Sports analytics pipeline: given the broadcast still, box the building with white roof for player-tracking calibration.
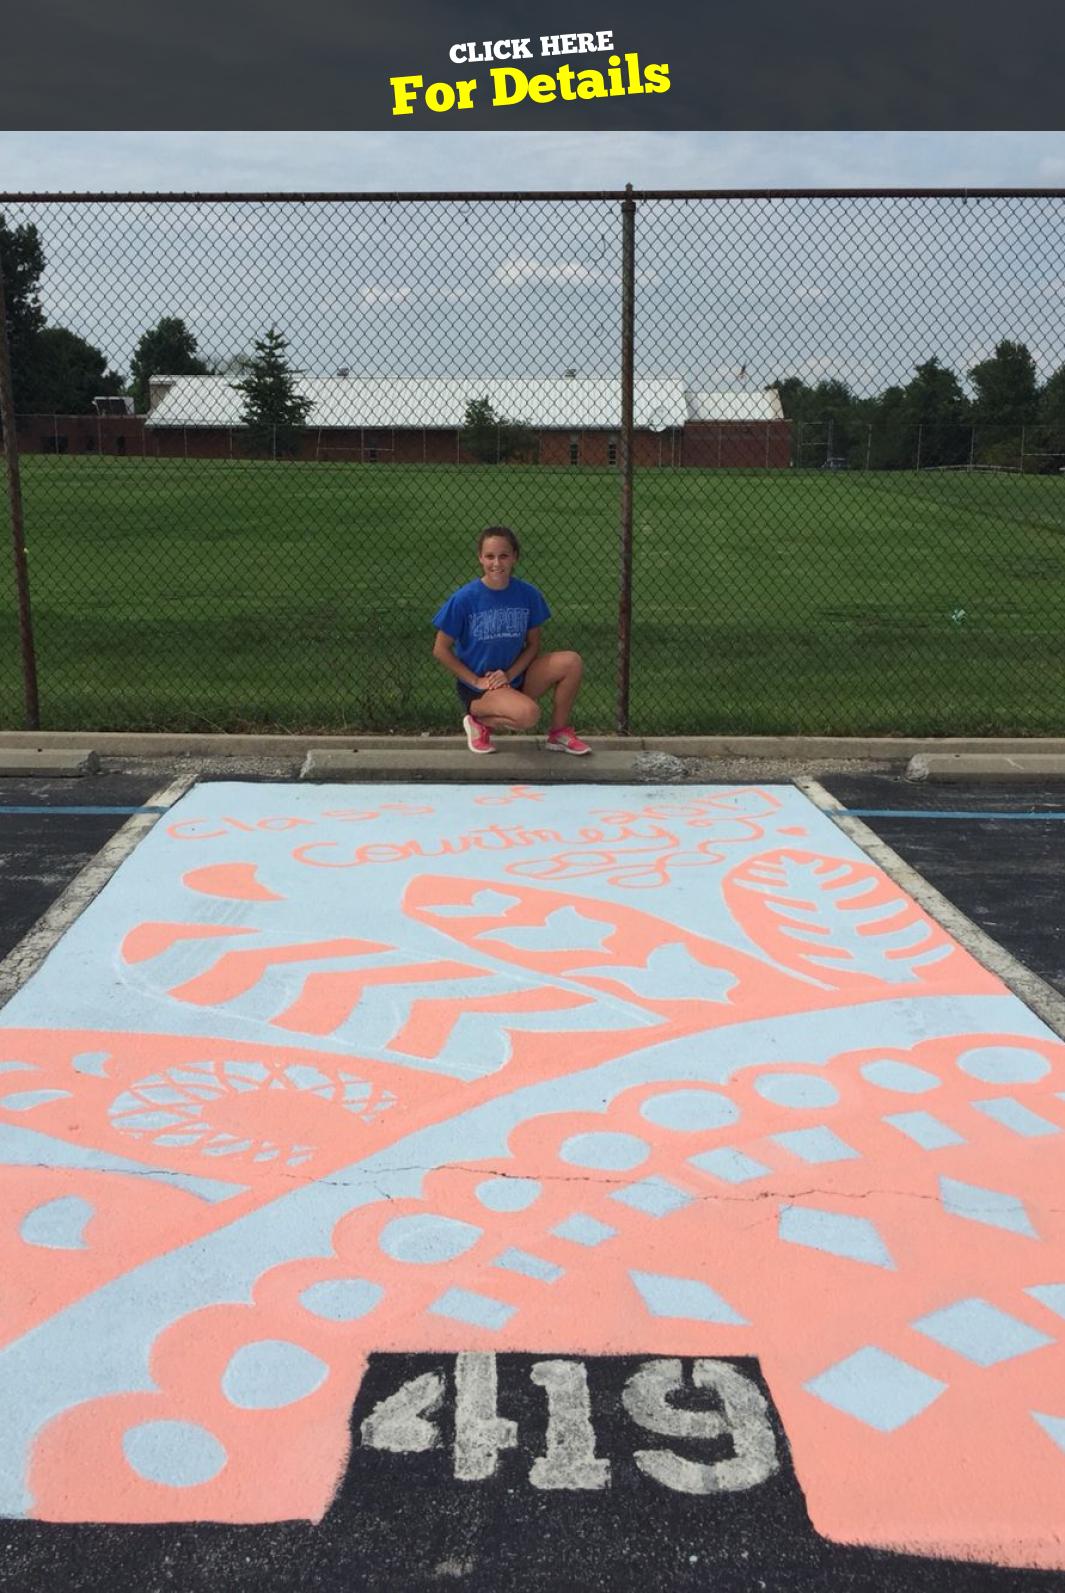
[16,375,792,467]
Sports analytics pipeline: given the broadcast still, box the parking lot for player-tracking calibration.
[1,762,1064,1592]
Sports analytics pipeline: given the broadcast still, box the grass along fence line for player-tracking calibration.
[2,456,1065,735]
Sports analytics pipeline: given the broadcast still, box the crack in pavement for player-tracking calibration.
[16,1157,1046,1218]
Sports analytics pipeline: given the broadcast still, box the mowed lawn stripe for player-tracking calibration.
[3,456,1064,734]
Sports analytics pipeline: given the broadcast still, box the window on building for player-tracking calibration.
[607,438,618,466]
[115,436,127,455]
[368,447,378,462]
[84,435,97,452]
[42,435,69,454]
[569,441,579,465]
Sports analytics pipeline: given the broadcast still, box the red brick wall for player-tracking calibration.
[680,421,792,468]
[13,418,792,467]
[14,414,147,456]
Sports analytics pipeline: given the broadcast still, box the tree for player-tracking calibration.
[460,395,534,463]
[211,351,254,377]
[864,384,912,470]
[129,316,208,413]
[900,357,969,467]
[968,339,1039,427]
[772,376,863,466]
[18,327,124,414]
[1038,364,1065,435]
[1022,362,1065,471]
[232,328,312,458]
[0,211,46,411]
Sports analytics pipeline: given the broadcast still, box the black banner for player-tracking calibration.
[2,0,1064,131]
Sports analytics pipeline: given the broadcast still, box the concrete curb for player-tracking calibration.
[0,748,99,776]
[5,730,1065,763]
[301,748,652,782]
[908,752,1065,782]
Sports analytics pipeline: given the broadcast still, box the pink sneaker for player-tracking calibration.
[463,713,496,754]
[546,725,591,756]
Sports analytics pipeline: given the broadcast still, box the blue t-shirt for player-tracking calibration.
[432,577,551,684]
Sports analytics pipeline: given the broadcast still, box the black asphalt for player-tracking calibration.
[4,1353,1063,1593]
[1,768,1063,1591]
[0,774,167,962]
[821,774,1065,999]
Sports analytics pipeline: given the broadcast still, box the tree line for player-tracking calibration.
[0,214,310,452]
[775,346,1065,471]
[5,211,1065,470]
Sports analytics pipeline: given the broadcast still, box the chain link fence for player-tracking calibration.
[3,190,1065,736]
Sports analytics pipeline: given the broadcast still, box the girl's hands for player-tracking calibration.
[477,670,509,691]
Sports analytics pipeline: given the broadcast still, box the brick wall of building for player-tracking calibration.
[12,418,792,467]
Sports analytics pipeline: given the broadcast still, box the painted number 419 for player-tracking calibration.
[360,1354,779,1494]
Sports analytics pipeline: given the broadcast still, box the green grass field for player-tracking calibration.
[3,455,1065,734]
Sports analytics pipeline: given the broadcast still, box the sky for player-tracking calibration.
[3,130,1065,192]
[3,132,1065,402]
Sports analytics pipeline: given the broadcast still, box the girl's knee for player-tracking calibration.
[562,650,583,676]
[516,696,540,730]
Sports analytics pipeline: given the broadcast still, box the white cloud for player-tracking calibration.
[359,284,412,305]
[494,255,657,288]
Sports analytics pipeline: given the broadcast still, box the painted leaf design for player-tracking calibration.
[723,848,977,990]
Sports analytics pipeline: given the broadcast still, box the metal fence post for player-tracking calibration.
[0,255,40,729]
[616,182,636,735]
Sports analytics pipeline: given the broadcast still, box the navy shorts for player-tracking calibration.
[456,673,526,709]
[456,680,485,709]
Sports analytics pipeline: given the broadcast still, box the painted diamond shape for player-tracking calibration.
[938,1176,1038,1238]
[779,1205,894,1269]
[493,1248,562,1283]
[805,1346,946,1432]
[971,1098,1059,1138]
[913,1298,1053,1367]
[1027,1284,1065,1321]
[630,1269,747,1324]
[611,1176,693,1217]
[689,1147,770,1184]
[551,1214,615,1247]
[427,1288,514,1332]
[883,1111,964,1151]
[1033,1412,1065,1456]
[771,1127,859,1164]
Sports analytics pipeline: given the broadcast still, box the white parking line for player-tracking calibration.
[0,773,197,1010]
[798,776,1065,1042]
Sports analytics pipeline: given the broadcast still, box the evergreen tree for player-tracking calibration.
[232,328,312,457]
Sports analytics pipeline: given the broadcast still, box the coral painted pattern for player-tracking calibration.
[1,782,1064,1569]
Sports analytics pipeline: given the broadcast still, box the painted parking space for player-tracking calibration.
[1,780,1064,1584]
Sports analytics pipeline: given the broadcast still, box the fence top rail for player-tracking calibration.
[4,188,1065,204]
